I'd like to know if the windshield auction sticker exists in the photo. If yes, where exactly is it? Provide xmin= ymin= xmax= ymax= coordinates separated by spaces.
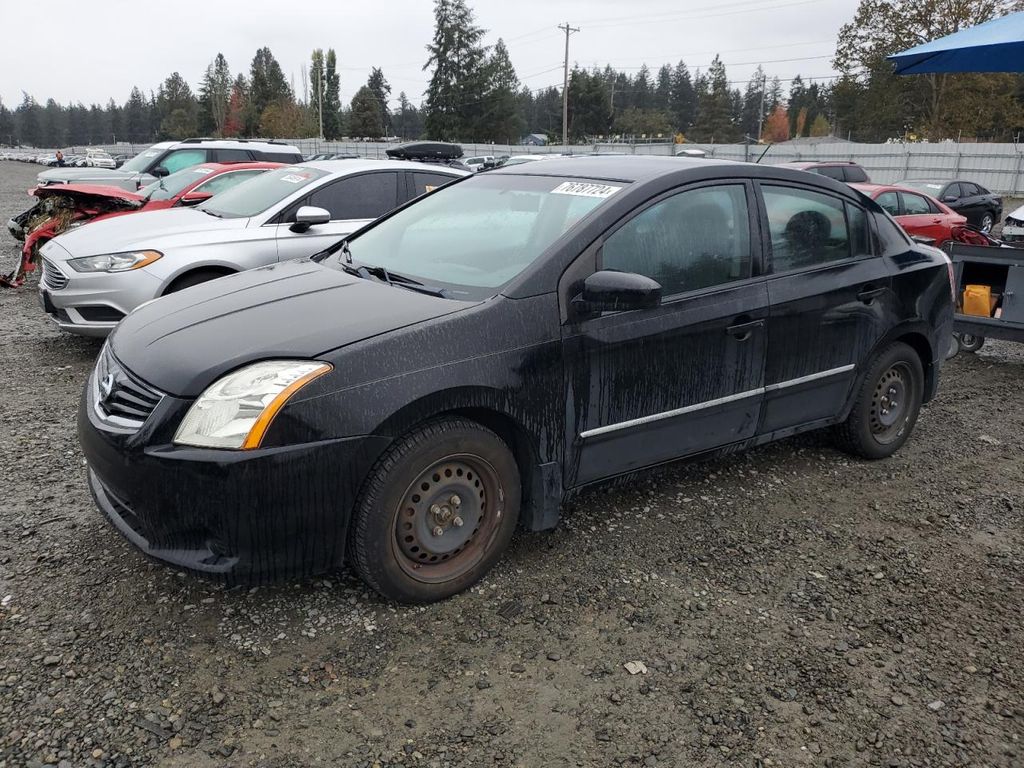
xmin=551 ymin=182 xmax=622 ymax=198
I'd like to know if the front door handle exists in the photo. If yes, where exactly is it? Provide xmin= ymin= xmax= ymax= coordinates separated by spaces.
xmin=857 ymin=285 xmax=886 ymax=304
xmin=726 ymin=317 xmax=764 ymax=341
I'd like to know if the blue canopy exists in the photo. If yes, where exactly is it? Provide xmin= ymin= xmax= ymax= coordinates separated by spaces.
xmin=889 ymin=12 xmax=1024 ymax=74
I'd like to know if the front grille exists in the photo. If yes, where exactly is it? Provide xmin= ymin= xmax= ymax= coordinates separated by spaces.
xmin=93 ymin=346 xmax=163 ymax=428
xmin=41 ymin=259 xmax=68 ymax=291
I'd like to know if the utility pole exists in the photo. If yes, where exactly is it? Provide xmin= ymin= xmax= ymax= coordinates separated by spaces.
xmin=559 ymin=22 xmax=579 ymax=148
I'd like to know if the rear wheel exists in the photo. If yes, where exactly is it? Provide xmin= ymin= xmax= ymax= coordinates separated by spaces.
xmin=980 ymin=211 xmax=995 ymax=233
xmin=348 ymin=418 xmax=520 ymax=603
xmin=164 ymin=269 xmax=232 ymax=295
xmin=834 ymin=342 xmax=924 ymax=460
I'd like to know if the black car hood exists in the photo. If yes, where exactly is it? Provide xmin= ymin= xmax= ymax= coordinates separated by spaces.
xmin=110 ymin=260 xmax=474 ymax=397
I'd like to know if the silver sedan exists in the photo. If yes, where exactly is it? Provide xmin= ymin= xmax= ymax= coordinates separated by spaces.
xmin=38 ymin=160 xmax=467 ymax=336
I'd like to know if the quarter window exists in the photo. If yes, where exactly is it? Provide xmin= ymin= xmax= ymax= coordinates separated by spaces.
xmin=762 ymin=185 xmax=851 ymax=271
xmin=601 ymin=184 xmax=752 ymax=296
xmin=308 ymin=172 xmax=399 ymax=220
xmin=412 ymin=172 xmax=458 ymax=197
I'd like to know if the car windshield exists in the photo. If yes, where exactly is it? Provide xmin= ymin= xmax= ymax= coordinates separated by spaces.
xmin=199 ymin=166 xmax=329 ymax=219
xmin=329 ymin=174 xmax=623 ymax=299
xmin=140 ymin=166 xmax=215 ymax=201
xmin=899 ymin=181 xmax=946 ymax=194
xmin=120 ymin=148 xmax=164 ymax=174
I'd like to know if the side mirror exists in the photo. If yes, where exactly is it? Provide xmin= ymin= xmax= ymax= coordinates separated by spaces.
xmin=178 ymin=191 xmax=213 ymax=207
xmin=572 ymin=270 xmax=662 ymax=317
xmin=290 ymin=205 xmax=331 ymax=233
xmin=941 ymin=195 xmax=957 ymax=203
xmin=152 ymin=166 xmax=170 ymax=178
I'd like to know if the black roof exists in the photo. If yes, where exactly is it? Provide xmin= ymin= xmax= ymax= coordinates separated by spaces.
xmin=488 ymin=154 xmax=737 ymax=183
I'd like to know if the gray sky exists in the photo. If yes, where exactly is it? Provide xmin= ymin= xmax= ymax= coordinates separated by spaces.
xmin=0 ymin=0 xmax=858 ymax=110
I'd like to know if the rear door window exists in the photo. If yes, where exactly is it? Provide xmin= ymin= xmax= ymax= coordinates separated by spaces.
xmin=307 ymin=172 xmax=400 ymax=220
xmin=160 ymin=149 xmax=208 ymax=175
xmin=761 ymin=185 xmax=851 ymax=271
xmin=900 ymin=192 xmax=931 ymax=216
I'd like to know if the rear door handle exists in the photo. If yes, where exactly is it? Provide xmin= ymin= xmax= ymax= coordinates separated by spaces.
xmin=857 ymin=285 xmax=886 ymax=304
xmin=726 ymin=317 xmax=764 ymax=340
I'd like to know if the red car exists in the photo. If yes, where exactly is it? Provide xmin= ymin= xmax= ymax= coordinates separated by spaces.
xmin=3 ymin=162 xmax=281 ymax=287
xmin=851 ymin=183 xmax=966 ymax=247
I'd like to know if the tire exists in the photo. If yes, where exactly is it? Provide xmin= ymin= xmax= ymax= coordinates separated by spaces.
xmin=833 ymin=341 xmax=924 ymax=460
xmin=164 ymin=269 xmax=232 ymax=295
xmin=348 ymin=417 xmax=521 ymax=603
xmin=980 ymin=211 xmax=995 ymax=233
xmin=959 ymin=334 xmax=985 ymax=353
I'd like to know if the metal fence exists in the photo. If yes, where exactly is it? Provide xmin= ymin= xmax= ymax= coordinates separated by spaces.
xmin=17 ymin=139 xmax=1024 ymax=196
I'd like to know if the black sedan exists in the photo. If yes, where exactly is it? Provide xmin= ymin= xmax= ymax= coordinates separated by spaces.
xmin=79 ymin=157 xmax=953 ymax=602
xmin=896 ymin=179 xmax=1003 ymax=232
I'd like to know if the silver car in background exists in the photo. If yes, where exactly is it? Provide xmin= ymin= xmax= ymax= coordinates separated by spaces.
xmin=38 ymin=160 xmax=468 ymax=336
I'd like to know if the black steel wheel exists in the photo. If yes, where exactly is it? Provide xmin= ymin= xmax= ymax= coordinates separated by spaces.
xmin=348 ymin=417 xmax=520 ymax=603
xmin=959 ymin=333 xmax=985 ymax=353
xmin=834 ymin=341 xmax=924 ymax=460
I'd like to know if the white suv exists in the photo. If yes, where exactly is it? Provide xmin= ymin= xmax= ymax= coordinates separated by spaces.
xmin=38 ymin=139 xmax=304 ymax=190
xmin=85 ymin=149 xmax=117 ymax=169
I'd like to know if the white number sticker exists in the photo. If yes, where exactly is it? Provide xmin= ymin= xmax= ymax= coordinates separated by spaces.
xmin=551 ymin=181 xmax=622 ymax=198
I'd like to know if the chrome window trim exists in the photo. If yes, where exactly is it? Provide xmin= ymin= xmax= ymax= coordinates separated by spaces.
xmin=579 ymin=364 xmax=855 ymax=440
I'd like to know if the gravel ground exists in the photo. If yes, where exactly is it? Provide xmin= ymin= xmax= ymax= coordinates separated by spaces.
xmin=1 ymin=159 xmax=1022 ymax=768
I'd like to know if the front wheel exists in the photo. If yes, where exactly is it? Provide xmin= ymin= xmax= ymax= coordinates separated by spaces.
xmin=834 ymin=342 xmax=924 ymax=460
xmin=980 ymin=212 xmax=995 ymax=233
xmin=348 ymin=418 xmax=521 ymax=603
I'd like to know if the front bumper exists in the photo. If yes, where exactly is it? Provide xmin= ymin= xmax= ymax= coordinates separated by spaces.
xmin=78 ymin=371 xmax=391 ymax=584
xmin=38 ymin=255 xmax=161 ymax=337
xmin=1001 ymin=223 xmax=1024 ymax=242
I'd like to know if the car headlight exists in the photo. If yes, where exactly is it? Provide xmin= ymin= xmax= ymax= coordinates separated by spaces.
xmin=173 ymin=361 xmax=332 ymax=449
xmin=67 ymin=250 xmax=162 ymax=272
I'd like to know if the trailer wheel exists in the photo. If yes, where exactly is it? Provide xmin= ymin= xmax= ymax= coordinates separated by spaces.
xmin=959 ymin=334 xmax=985 ymax=353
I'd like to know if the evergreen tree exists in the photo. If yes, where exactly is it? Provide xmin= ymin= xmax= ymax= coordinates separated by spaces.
xmin=654 ymin=64 xmax=673 ymax=112
xmin=693 ymin=57 xmax=737 ymax=142
xmin=198 ymin=53 xmax=232 ymax=136
xmin=423 ymin=0 xmax=489 ymax=140
xmin=157 ymin=72 xmax=199 ymax=139
xmin=633 ymin=65 xmax=653 ymax=111
xmin=67 ymin=103 xmax=89 ymax=145
xmin=740 ymin=67 xmax=766 ymax=140
xmin=123 ymin=87 xmax=149 ymax=143
xmin=249 ymin=47 xmax=292 ymax=133
xmin=395 ymin=92 xmax=424 ymax=139
xmin=15 ymin=93 xmax=42 ymax=146
xmin=107 ymin=98 xmax=122 ymax=143
xmin=669 ymin=61 xmax=697 ymax=134
xmin=349 ymin=85 xmax=386 ymax=138
xmin=323 ymin=50 xmax=342 ymax=139
xmin=309 ymin=49 xmax=326 ymax=135
xmin=42 ymin=99 xmax=66 ymax=147
xmin=478 ymin=39 xmax=523 ymax=142
xmin=0 ymin=98 xmax=14 ymax=146
xmin=367 ymin=67 xmax=392 ymax=135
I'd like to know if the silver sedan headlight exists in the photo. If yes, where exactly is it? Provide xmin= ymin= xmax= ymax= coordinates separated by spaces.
xmin=67 ymin=250 xmax=162 ymax=273
xmin=174 ymin=361 xmax=332 ymax=449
